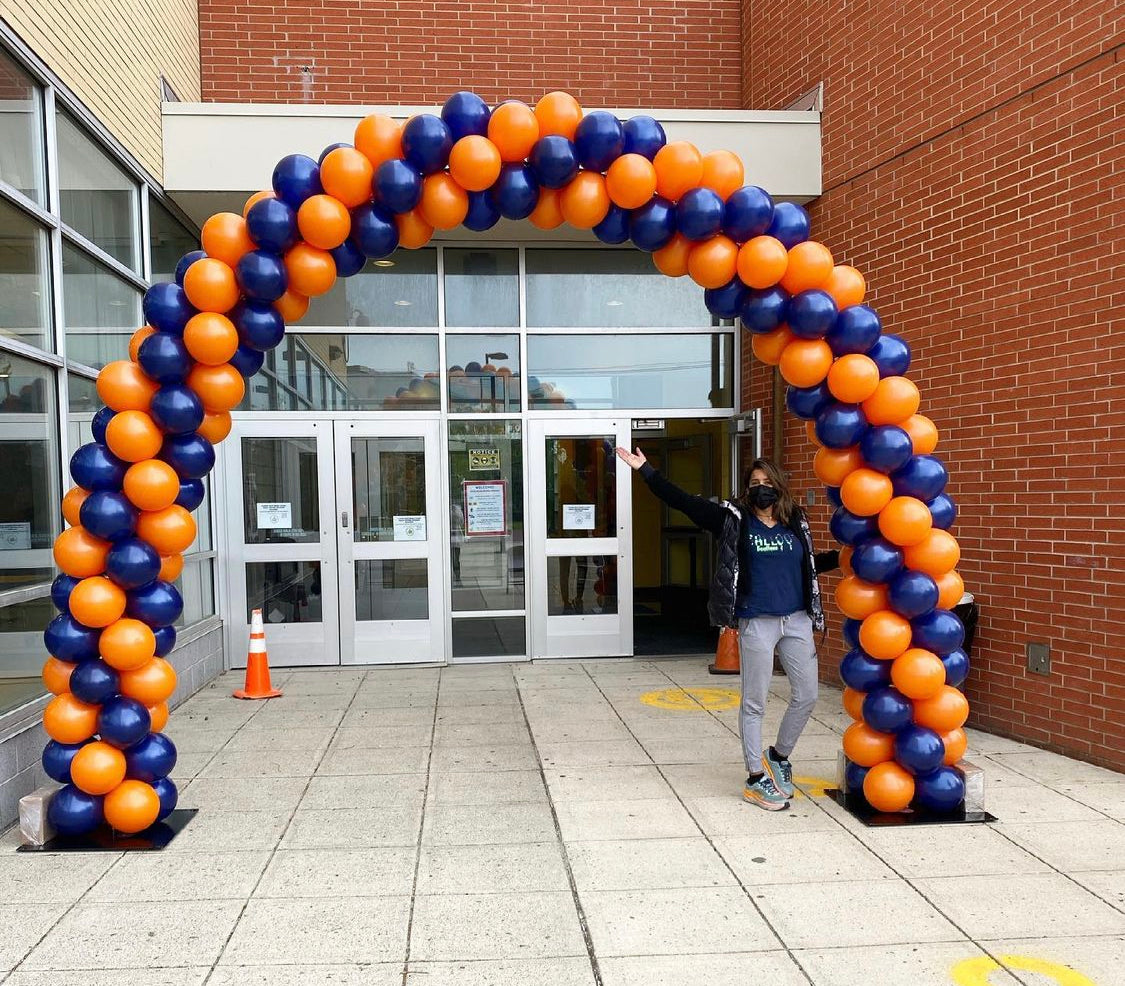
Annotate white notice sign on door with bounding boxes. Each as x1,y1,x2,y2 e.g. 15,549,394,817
563,504,595,530
393,515,427,541
256,502,292,529
0,522,31,549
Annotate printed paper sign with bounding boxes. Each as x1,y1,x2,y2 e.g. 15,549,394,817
468,448,501,471
0,522,31,550
256,502,292,529
393,515,426,541
464,481,507,536
563,504,595,530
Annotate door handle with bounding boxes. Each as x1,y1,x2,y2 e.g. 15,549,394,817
340,511,349,528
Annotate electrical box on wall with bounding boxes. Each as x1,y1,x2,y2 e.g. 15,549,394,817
1026,642,1050,675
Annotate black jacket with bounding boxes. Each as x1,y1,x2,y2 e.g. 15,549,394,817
639,463,839,630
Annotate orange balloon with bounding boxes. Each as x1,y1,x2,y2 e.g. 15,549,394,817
840,468,894,517
183,258,240,313
827,354,881,404
843,721,895,767
70,741,127,796
779,241,834,295
653,141,702,202
448,135,502,192
940,727,968,765
54,526,110,578
902,414,939,454
96,360,158,413
43,693,99,744
913,685,970,732
736,235,788,289
396,209,433,249
122,459,179,512
274,290,310,322
863,761,915,812
750,325,795,366
862,376,921,426
187,363,245,413
353,114,402,168
148,701,169,732
320,146,375,208
118,656,177,706
42,656,76,695
201,212,255,269
835,576,889,620
158,552,184,582
105,410,163,463
878,496,933,546
859,610,914,660
687,235,738,289
813,445,863,487
527,188,564,230
890,647,946,700
197,411,233,445
935,570,965,611
903,529,961,578
823,265,866,309
534,91,582,139
62,486,90,527
242,189,275,218
128,325,156,362
779,338,833,388
297,194,351,250
136,504,197,555
560,172,611,229
842,686,866,721
653,235,692,277
99,617,157,671
606,153,658,209
104,779,161,834
419,174,469,230
284,243,336,297
839,545,854,576
487,101,539,162
699,150,744,200
69,576,127,628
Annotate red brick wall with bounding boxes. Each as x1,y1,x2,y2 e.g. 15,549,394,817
742,3,1125,769
198,0,743,107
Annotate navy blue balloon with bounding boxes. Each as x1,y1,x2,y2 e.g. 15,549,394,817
232,301,285,352
97,697,151,749
827,305,882,355
723,185,774,241
106,537,161,590
150,385,204,435
153,624,177,658
317,141,351,165
676,187,724,241
137,332,192,384
839,647,892,691
766,201,810,248
51,574,80,613
44,615,100,662
374,159,423,214
863,686,914,733
152,776,178,821
529,136,579,189
271,153,322,208
125,732,177,783
867,333,912,377
842,617,862,650
79,491,136,542
851,537,904,584
911,609,965,655
442,91,490,140
785,382,832,420
815,403,867,448
70,659,120,705
160,433,214,480
825,485,843,509
892,455,948,501
844,759,870,794
622,115,666,160
941,648,970,688
246,197,299,254
629,197,676,252
70,443,126,492
928,493,957,530
236,250,288,302
90,405,115,445
593,205,631,244
914,766,964,812
230,345,264,378
402,114,453,175
829,506,880,547
42,740,89,784
330,238,366,278
175,478,205,512
704,279,748,319
463,190,501,231
174,250,207,287
740,286,789,334
490,164,539,220
888,569,939,619
127,580,183,627
860,425,914,475
47,784,103,835
143,282,194,334
895,726,945,776
574,111,624,171
788,289,838,338
351,202,399,259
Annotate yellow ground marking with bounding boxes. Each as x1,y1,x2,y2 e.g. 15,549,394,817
951,954,1097,986
792,775,834,798
639,688,740,711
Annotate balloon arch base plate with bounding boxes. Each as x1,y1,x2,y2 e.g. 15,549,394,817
16,808,197,853
827,790,997,828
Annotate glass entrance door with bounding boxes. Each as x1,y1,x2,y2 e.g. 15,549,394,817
527,418,632,658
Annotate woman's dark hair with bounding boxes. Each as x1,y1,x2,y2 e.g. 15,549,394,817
740,458,799,525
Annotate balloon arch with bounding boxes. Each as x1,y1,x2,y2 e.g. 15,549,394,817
41,90,970,834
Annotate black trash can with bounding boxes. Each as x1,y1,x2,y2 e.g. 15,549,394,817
952,592,979,657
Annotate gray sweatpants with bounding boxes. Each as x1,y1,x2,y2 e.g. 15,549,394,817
737,611,818,771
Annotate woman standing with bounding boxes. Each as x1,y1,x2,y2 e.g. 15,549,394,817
616,449,838,810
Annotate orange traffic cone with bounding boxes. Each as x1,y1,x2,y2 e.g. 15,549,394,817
708,626,740,675
233,609,283,699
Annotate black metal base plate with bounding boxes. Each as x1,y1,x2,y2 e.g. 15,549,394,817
707,664,739,675
828,789,997,827
16,808,198,853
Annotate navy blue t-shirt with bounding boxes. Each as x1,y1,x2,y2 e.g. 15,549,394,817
734,515,805,618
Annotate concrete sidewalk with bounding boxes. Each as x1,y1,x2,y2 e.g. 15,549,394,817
2,659,1122,985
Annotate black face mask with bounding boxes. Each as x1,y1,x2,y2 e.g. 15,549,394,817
747,485,779,509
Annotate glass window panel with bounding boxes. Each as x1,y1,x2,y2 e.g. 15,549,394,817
241,437,320,544
62,243,142,369
355,559,428,620
246,561,323,623
448,421,523,612
0,197,52,351
56,110,139,270
302,250,437,326
0,596,55,716
443,248,518,327
547,556,618,615
149,200,198,283
526,249,716,327
446,333,519,413
0,354,59,591
176,558,214,628
66,372,99,452
451,616,525,659
544,436,615,538
185,477,212,553
0,52,45,204
352,437,426,542
528,333,733,410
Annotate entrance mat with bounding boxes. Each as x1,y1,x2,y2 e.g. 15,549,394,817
16,808,198,853
827,790,997,827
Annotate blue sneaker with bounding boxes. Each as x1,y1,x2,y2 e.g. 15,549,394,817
742,774,789,811
762,749,795,799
